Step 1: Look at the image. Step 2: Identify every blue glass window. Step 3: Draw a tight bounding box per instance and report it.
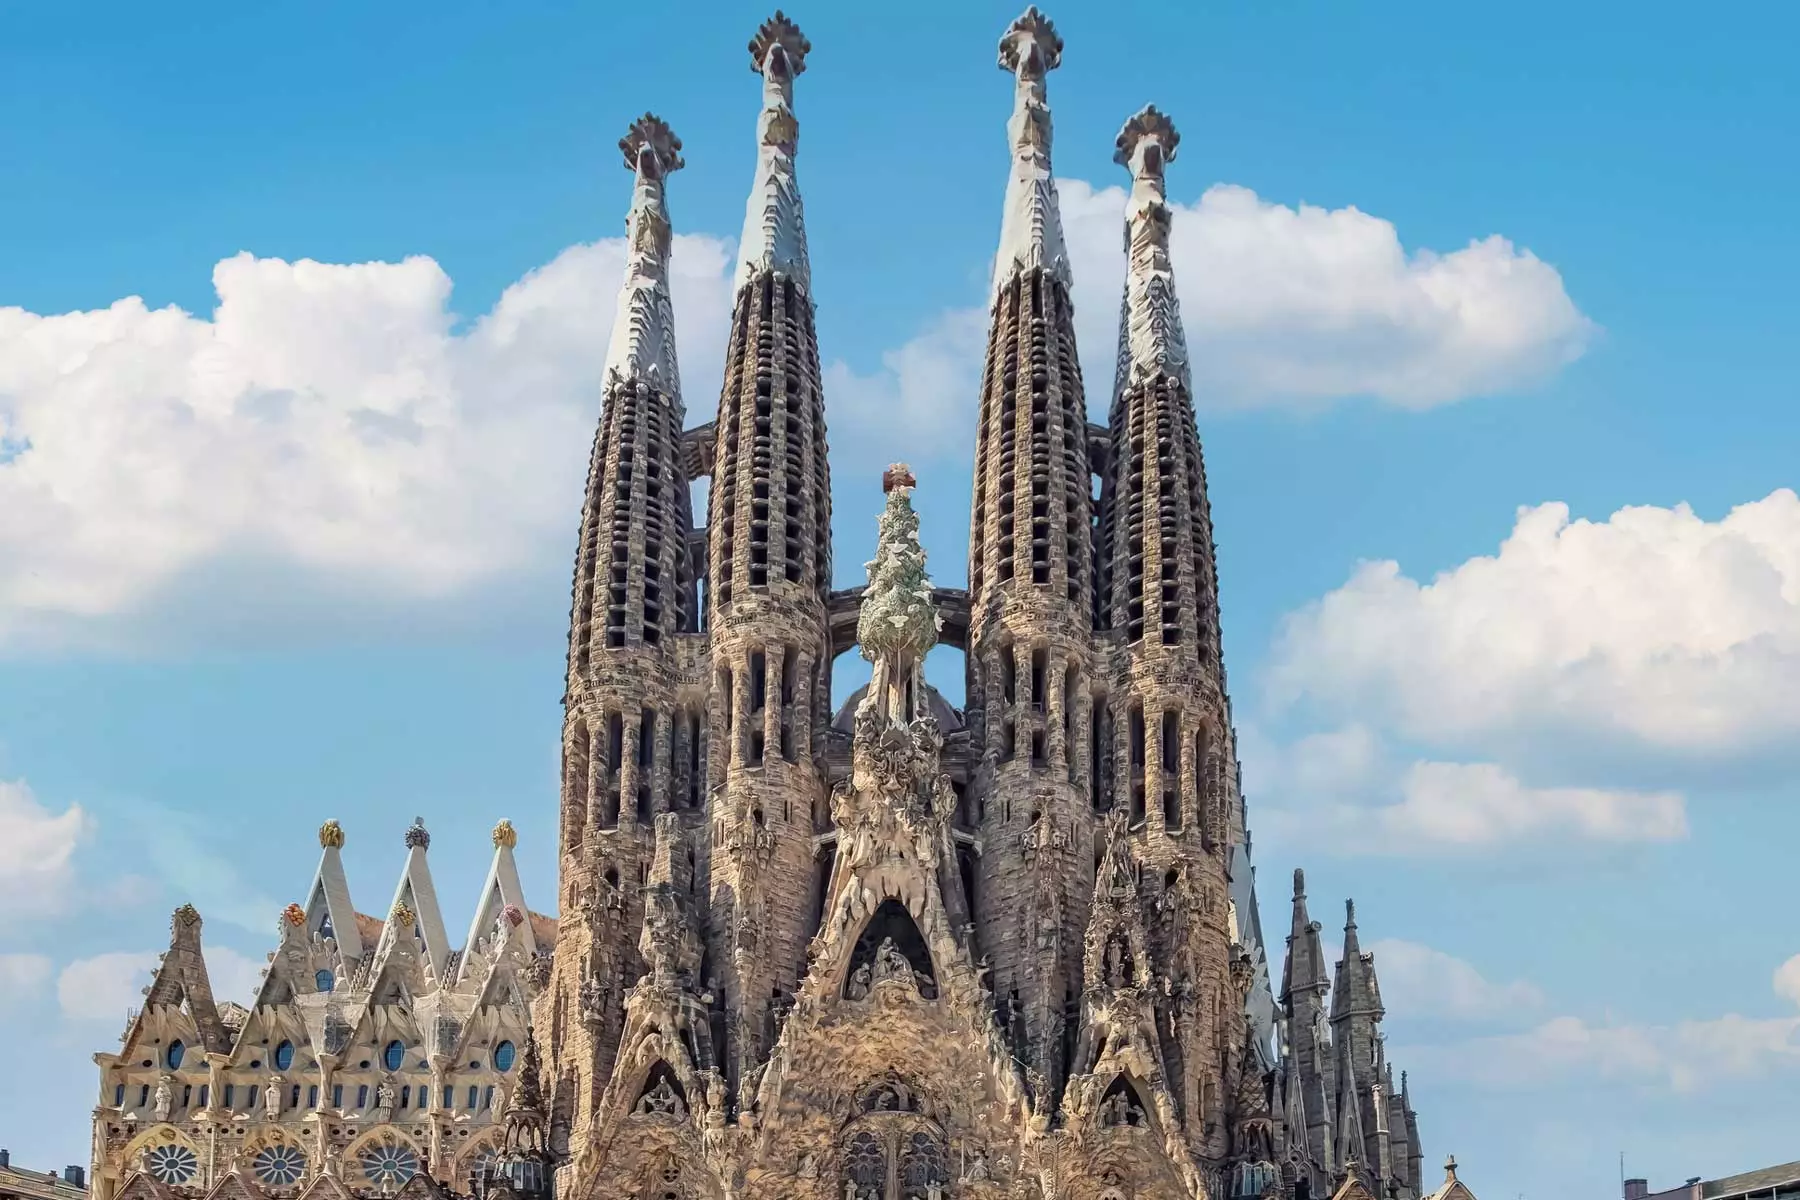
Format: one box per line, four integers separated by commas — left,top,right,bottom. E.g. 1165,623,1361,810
382,1040,405,1071
399,1085,410,1109
197,1085,208,1108
137,1084,149,1107
483,1085,494,1110
274,1040,295,1071
331,1084,343,1108
112,1084,124,1107
494,1040,516,1072
308,1085,318,1108
181,1085,192,1107
356,1084,369,1108
223,1084,235,1109
315,969,334,992
466,1085,477,1109
166,1040,185,1070
441,1086,452,1108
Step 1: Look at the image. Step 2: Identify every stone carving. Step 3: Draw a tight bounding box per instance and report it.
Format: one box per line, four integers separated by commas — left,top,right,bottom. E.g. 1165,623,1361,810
797,1151,819,1179
637,1077,685,1119
374,1079,396,1123
263,1077,281,1121
152,1076,173,1121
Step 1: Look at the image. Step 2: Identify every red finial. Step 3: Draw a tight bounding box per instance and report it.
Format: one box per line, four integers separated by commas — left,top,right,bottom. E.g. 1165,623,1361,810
882,463,916,493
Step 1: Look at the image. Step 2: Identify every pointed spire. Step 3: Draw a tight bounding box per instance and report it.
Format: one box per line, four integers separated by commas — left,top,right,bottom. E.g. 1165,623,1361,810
992,6,1070,297
304,819,364,966
735,11,812,294
1332,897,1386,1024
1281,867,1330,1009
133,905,230,1054
603,114,686,394
857,464,942,727
1113,105,1189,391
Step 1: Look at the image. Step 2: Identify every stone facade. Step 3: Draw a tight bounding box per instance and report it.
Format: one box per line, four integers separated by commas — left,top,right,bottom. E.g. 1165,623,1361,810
90,9,1442,1200
88,821,553,1198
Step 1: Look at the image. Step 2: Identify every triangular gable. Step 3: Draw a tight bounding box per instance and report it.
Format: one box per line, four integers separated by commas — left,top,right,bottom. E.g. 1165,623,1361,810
380,822,452,981
305,822,364,965
394,1171,453,1200
296,1176,355,1200
1331,1175,1378,1200
128,906,230,1055
459,825,537,983
202,1170,266,1200
116,1174,179,1200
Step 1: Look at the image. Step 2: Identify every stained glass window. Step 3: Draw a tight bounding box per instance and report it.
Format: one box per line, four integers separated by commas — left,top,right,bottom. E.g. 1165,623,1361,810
253,1144,307,1186
165,1040,185,1070
844,1130,886,1199
494,1040,516,1072
274,1040,295,1071
316,969,334,992
144,1144,198,1185
383,1040,405,1071
359,1138,420,1194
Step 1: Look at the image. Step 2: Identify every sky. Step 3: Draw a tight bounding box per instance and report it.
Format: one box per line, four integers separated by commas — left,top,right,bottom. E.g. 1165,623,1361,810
1,0,1797,1194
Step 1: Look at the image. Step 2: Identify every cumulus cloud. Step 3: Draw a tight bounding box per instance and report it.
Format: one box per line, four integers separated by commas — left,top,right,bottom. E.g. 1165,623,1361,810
0,779,92,912
0,954,53,1010
1267,490,1800,761
1406,1012,1800,1093
57,951,159,1023
1057,180,1593,410
1245,724,1687,854
1366,938,1545,1021
1775,954,1800,1008
0,178,1586,651
204,944,268,1010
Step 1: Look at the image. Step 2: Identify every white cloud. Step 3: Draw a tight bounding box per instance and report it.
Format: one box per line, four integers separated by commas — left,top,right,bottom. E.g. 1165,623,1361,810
0,178,1586,651
1367,938,1545,1021
0,236,735,652
0,779,92,912
1774,954,1800,1008
1246,724,1687,854
1058,180,1593,410
0,954,52,1010
57,951,159,1023
1267,490,1800,760
1406,1012,1800,1093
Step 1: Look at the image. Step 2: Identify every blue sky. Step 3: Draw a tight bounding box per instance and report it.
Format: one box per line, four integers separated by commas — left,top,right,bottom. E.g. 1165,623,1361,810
2,1,1798,1195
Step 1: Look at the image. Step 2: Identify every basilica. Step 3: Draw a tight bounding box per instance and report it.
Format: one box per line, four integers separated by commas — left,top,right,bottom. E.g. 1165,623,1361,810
89,10,1453,1200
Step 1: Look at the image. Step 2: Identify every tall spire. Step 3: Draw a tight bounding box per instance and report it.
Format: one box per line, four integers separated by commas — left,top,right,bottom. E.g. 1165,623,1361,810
1280,868,1330,1009
603,114,685,396
1113,106,1189,393
993,6,1070,296
857,463,942,729
735,11,812,294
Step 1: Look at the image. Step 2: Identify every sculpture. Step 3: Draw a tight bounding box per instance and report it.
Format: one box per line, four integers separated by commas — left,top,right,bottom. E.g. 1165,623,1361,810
152,1076,173,1121
263,1077,281,1120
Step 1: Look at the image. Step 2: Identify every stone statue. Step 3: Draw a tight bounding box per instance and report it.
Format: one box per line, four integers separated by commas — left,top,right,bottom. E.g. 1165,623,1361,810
964,1146,991,1182
847,961,872,1001
374,1078,396,1121
152,1076,173,1121
797,1152,818,1179
844,1180,859,1200
263,1077,281,1120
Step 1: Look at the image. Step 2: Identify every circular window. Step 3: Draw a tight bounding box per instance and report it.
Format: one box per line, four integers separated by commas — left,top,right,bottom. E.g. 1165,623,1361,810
360,1140,420,1193
315,969,334,993
274,1040,295,1071
165,1040,185,1070
254,1144,307,1186
493,1040,516,1072
144,1144,198,1185
383,1040,405,1072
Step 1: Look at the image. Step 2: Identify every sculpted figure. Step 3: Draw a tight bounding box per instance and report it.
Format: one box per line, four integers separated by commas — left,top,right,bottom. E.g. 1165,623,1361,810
797,1152,819,1179
152,1076,173,1121
847,961,872,1000
263,1077,281,1120
963,1147,990,1182
374,1079,396,1121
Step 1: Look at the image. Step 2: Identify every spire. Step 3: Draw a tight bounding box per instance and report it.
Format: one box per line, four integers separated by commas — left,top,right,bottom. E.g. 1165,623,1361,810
1280,868,1329,1009
303,818,363,966
1113,106,1189,392
857,464,942,728
1331,898,1385,1024
992,6,1070,296
130,905,230,1054
735,11,812,294
479,1031,551,1200
603,114,685,395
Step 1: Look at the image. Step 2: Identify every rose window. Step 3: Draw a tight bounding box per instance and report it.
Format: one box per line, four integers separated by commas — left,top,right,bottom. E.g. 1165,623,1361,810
254,1144,307,1186
359,1140,421,1193
144,1144,198,1185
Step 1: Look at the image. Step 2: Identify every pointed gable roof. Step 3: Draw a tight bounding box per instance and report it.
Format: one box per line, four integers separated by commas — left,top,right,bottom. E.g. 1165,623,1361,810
1331,899,1385,1023
128,904,231,1055
303,819,363,965
459,819,538,983
372,817,453,983
1423,1156,1480,1200
1280,869,1330,1010
115,1174,180,1200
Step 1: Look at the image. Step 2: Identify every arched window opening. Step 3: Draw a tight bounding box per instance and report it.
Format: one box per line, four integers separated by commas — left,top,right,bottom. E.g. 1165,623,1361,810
633,1061,688,1118
844,899,937,1001
1098,1075,1150,1128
